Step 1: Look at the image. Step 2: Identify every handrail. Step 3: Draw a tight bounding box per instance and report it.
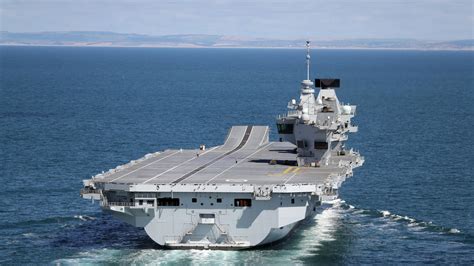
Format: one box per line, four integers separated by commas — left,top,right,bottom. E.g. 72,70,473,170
287,110,299,116
277,110,299,119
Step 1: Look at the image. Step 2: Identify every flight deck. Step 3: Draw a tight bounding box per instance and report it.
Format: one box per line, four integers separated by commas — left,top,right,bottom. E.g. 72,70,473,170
92,126,362,187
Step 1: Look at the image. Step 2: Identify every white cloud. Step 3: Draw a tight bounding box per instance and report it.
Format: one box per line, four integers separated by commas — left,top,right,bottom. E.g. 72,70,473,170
0,0,472,40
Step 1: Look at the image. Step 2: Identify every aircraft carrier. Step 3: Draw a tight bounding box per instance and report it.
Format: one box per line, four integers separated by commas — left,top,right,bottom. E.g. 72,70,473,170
81,42,364,249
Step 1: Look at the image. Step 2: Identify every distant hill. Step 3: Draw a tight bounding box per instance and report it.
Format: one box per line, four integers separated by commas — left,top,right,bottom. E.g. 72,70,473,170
0,31,472,50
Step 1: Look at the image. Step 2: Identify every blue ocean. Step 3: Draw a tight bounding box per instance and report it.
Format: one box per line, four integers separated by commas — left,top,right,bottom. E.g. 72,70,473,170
0,46,473,264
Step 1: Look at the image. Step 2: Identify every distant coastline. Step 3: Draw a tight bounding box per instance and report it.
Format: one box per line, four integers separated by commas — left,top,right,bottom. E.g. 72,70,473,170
1,31,472,51
2,43,472,52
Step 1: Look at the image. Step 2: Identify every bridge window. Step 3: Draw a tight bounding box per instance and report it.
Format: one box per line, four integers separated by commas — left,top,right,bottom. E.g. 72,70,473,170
322,106,334,113
314,141,328,150
217,198,222,203
192,198,197,203
277,123,294,134
297,140,307,148
157,198,180,206
234,198,252,207
199,213,215,218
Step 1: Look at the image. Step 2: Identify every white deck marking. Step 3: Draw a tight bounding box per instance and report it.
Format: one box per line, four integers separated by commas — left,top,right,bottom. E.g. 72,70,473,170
258,126,269,146
219,126,246,151
284,171,300,184
109,151,181,182
143,146,219,184
205,143,273,184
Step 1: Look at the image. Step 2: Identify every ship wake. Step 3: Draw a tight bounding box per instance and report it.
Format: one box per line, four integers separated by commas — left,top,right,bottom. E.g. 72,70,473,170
53,201,469,265
339,201,463,235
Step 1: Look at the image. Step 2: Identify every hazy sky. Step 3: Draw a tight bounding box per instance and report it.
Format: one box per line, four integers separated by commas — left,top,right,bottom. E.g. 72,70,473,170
1,0,472,40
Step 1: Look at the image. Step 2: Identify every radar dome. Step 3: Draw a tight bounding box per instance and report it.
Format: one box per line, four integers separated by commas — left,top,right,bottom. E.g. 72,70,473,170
301,80,314,87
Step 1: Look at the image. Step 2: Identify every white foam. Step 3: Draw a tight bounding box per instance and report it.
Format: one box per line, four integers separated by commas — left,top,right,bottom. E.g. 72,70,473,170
73,215,95,221
22,233,37,238
54,249,123,265
449,228,461,234
295,205,344,257
322,198,342,205
73,215,86,221
56,248,241,265
392,215,403,221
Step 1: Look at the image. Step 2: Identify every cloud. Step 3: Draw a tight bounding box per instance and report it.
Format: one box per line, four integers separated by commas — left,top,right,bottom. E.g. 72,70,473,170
0,0,472,40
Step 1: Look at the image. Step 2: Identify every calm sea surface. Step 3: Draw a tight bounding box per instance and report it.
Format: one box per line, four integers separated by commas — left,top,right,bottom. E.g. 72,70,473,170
0,46,473,265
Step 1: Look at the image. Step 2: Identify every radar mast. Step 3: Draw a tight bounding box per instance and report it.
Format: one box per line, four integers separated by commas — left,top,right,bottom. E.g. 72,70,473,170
306,41,311,80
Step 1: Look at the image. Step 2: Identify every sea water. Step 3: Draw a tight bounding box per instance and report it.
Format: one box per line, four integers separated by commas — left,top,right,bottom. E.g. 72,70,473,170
0,46,473,264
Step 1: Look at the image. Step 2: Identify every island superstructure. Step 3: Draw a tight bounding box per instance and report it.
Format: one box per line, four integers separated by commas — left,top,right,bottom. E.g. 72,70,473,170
81,42,364,249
